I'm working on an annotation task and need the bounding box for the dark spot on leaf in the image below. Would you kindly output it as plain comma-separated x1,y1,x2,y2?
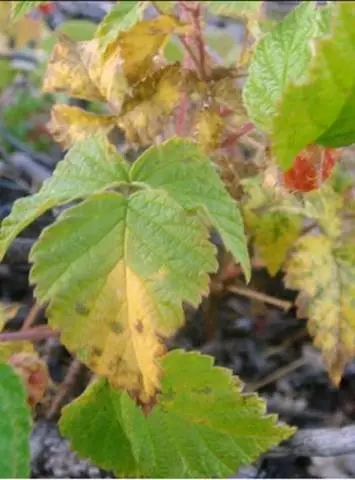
163,390,175,401
135,319,144,333
110,322,123,334
194,386,212,395
75,302,89,316
91,346,103,357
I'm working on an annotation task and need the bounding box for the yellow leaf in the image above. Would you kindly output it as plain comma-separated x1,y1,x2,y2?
0,302,21,331
42,34,105,103
118,64,186,146
195,107,224,153
285,235,355,385
208,68,246,116
245,209,302,276
54,263,169,404
47,105,117,149
0,302,34,362
0,341,34,363
114,14,188,84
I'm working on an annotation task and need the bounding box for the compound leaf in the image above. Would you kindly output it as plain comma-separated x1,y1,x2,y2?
30,191,217,403
273,2,355,168
130,138,250,280
0,363,32,477
244,209,302,276
0,134,128,261
243,2,320,133
47,105,117,150
285,235,355,385
60,349,294,478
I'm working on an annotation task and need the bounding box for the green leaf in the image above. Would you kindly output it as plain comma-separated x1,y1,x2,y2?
243,2,320,132
0,134,129,261
60,350,294,478
58,20,97,41
95,1,147,47
130,138,251,281
30,189,215,307
0,363,32,477
30,191,217,401
205,1,261,19
11,0,47,20
163,37,183,62
272,2,355,168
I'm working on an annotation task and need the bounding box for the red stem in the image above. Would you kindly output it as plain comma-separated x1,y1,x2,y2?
221,122,256,148
0,325,58,343
176,91,189,135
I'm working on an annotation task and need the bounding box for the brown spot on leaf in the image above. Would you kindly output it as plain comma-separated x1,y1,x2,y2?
135,319,144,333
110,322,123,334
75,302,89,316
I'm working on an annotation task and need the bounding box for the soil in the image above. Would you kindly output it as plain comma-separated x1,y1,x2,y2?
1,1,355,478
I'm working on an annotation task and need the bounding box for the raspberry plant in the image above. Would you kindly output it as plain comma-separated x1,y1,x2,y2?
1,0,355,477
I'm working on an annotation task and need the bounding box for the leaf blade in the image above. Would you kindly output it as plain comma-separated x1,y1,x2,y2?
243,2,319,133
0,134,128,261
30,190,217,402
130,138,251,280
272,2,355,168
60,350,294,478
285,235,355,384
95,1,147,47
0,363,32,477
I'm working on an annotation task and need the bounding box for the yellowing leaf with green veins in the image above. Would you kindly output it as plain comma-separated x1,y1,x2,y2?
112,14,189,85
0,135,129,261
285,235,355,385
244,209,302,276
272,2,355,168
303,187,344,239
95,1,148,47
47,105,117,149
118,64,187,146
0,363,32,477
60,350,294,477
130,139,250,280
30,190,217,403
